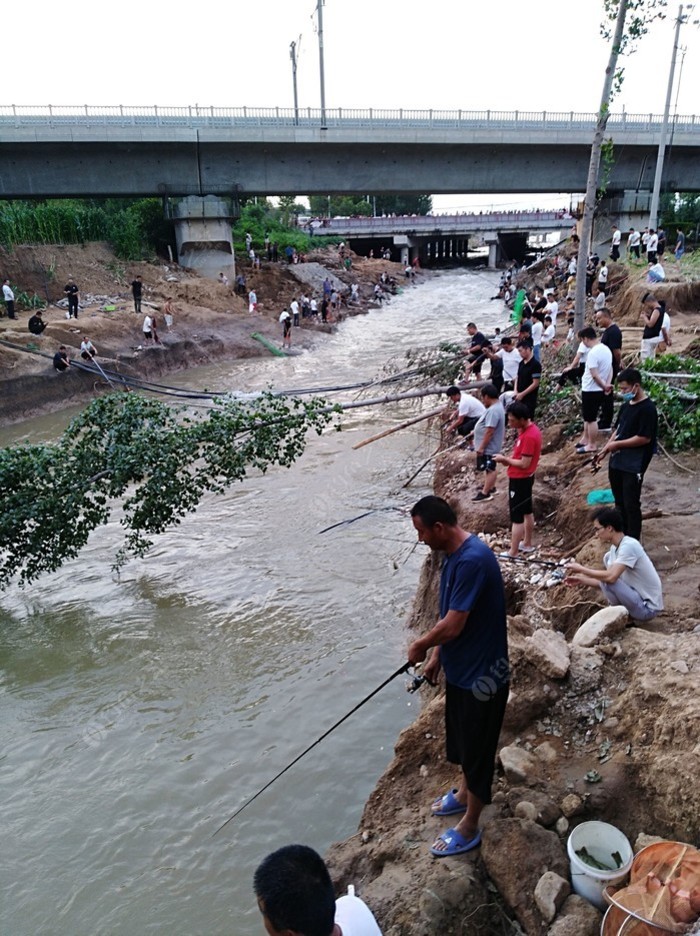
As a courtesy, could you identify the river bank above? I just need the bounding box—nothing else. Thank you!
[0,242,421,425]
[324,262,700,935]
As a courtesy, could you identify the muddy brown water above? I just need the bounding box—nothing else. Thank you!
[0,270,506,935]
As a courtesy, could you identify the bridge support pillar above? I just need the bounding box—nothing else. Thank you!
[173,195,236,280]
[594,190,652,260]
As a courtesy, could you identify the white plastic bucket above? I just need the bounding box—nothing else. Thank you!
[567,820,633,911]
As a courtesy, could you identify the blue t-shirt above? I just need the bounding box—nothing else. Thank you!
[439,536,509,692]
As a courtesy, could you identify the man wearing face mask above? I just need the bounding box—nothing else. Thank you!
[593,368,658,540]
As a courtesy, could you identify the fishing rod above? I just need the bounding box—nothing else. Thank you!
[212,661,412,837]
[496,553,565,570]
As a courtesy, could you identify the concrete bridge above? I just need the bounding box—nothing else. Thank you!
[308,210,574,266]
[2,106,700,198]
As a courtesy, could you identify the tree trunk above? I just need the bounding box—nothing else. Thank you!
[574,0,629,332]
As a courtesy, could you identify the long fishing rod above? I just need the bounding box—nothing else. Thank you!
[212,661,412,837]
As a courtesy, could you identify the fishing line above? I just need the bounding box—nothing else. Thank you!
[211,661,412,836]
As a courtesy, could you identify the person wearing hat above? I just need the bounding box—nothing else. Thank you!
[28,309,47,335]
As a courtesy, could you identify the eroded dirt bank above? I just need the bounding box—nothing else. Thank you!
[325,270,700,936]
[0,242,413,425]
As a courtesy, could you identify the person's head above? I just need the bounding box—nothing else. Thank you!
[506,401,531,428]
[641,291,658,311]
[3,278,9,285]
[629,227,635,233]
[595,308,612,327]
[591,507,625,543]
[617,368,643,402]
[516,339,533,359]
[254,845,335,936]
[466,322,478,335]
[500,336,513,349]
[445,386,461,402]
[600,260,606,267]
[410,496,459,551]
[578,326,598,347]
[59,345,67,352]
[544,315,552,325]
[480,383,500,406]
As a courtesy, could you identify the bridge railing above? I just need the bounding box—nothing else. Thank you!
[1,105,699,133]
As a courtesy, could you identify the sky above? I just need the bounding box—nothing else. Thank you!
[4,0,699,211]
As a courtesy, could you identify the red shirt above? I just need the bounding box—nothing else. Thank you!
[507,423,542,479]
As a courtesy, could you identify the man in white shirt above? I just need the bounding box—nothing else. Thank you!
[483,336,520,391]
[628,228,641,260]
[530,317,544,362]
[2,278,16,319]
[445,387,486,438]
[255,845,383,936]
[544,295,559,328]
[597,260,609,296]
[646,229,659,264]
[610,226,622,261]
[565,507,663,622]
[576,326,613,453]
[290,298,300,327]
[542,315,556,345]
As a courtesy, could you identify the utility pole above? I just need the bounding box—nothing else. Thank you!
[649,4,686,230]
[316,0,327,128]
[289,39,300,126]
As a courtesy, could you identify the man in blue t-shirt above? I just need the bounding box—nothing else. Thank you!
[408,496,509,858]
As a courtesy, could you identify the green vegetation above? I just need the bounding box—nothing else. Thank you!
[0,198,175,260]
[0,391,339,588]
[308,194,432,218]
[232,200,322,255]
[641,353,700,450]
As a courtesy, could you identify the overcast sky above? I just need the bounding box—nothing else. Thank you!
[4,0,698,211]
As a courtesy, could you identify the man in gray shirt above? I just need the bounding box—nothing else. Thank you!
[472,384,506,502]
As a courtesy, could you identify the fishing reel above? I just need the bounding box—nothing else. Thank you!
[406,667,437,693]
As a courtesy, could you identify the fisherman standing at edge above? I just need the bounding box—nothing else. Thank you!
[407,496,509,857]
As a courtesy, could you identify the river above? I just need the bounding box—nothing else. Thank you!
[0,269,505,936]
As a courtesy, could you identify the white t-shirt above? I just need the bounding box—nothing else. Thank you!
[568,258,577,275]
[594,291,607,312]
[290,300,299,316]
[248,291,257,304]
[582,342,613,391]
[335,890,383,935]
[629,231,641,247]
[612,229,621,246]
[647,233,658,252]
[143,315,153,333]
[605,537,663,611]
[531,321,543,346]
[542,324,556,344]
[497,347,521,382]
[279,310,290,323]
[545,300,559,326]
[598,266,608,283]
[458,394,486,420]
[3,283,14,301]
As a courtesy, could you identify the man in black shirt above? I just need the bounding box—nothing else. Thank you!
[64,278,79,319]
[465,322,488,377]
[596,308,623,430]
[28,311,47,335]
[131,276,143,314]
[594,368,657,540]
[513,339,541,418]
[53,345,70,371]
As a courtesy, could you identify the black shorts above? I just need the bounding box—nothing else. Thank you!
[457,416,479,437]
[509,476,534,523]
[445,681,509,805]
[476,453,497,473]
[581,390,605,423]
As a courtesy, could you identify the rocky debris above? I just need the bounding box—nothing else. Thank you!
[669,659,690,674]
[567,645,605,694]
[572,605,629,647]
[481,818,569,934]
[507,788,560,827]
[524,628,571,679]
[499,745,541,784]
[634,832,667,852]
[534,871,570,924]
[560,794,584,819]
[286,262,348,296]
[545,895,602,936]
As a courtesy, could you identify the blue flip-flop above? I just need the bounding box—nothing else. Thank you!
[431,788,467,816]
[430,828,482,857]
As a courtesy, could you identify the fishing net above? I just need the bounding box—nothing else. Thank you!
[602,841,700,934]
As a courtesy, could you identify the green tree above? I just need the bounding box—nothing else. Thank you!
[0,392,337,588]
[574,0,668,330]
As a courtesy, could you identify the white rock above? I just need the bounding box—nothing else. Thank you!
[634,832,666,852]
[556,816,570,836]
[535,741,559,765]
[524,629,571,679]
[572,606,629,647]
[419,764,429,778]
[669,660,690,674]
[499,744,540,784]
[535,871,571,923]
[560,793,584,818]
[514,801,539,821]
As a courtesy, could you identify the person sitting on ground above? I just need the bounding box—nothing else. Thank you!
[564,507,663,622]
[646,260,666,283]
[53,345,70,371]
[218,271,229,287]
[445,386,486,439]
[80,337,97,360]
[28,310,47,335]
[254,844,382,936]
